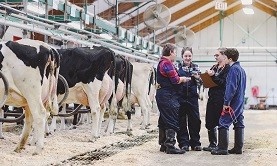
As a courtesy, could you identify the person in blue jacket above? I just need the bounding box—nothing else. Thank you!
[203,48,230,151]
[156,43,190,154]
[211,48,246,155]
[177,47,202,151]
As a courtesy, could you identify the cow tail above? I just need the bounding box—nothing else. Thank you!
[112,53,117,96]
[107,51,117,107]
[124,59,128,98]
[48,48,60,114]
[127,61,133,107]
[148,67,154,95]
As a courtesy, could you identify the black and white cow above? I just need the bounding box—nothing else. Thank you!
[105,55,133,134]
[0,39,60,155]
[50,46,116,139]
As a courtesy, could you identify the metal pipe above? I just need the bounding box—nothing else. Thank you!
[0,12,55,29]
[0,3,160,60]
[0,19,158,63]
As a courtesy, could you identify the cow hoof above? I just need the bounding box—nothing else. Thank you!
[32,152,39,156]
[49,129,56,134]
[33,147,43,155]
[140,126,146,130]
[14,147,23,153]
[126,131,133,136]
[29,139,37,146]
[89,136,100,142]
[45,132,52,137]
[69,126,77,130]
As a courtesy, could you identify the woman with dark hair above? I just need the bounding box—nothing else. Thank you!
[211,48,246,155]
[156,43,190,154]
[177,47,202,151]
[203,48,230,151]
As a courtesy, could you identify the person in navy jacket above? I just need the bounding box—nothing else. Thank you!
[203,48,230,152]
[211,48,246,155]
[177,47,202,151]
[156,43,190,154]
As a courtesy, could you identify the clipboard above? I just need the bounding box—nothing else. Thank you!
[200,73,218,88]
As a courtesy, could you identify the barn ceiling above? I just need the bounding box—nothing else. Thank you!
[73,0,277,46]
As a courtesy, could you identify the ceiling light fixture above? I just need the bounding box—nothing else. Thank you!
[243,7,254,15]
[241,0,253,5]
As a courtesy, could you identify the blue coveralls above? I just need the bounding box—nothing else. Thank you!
[206,64,230,130]
[177,63,202,148]
[219,62,246,129]
[156,62,181,132]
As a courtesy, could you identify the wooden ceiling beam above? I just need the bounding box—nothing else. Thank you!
[160,3,243,45]
[156,0,237,43]
[256,0,277,10]
[191,4,243,33]
[98,2,139,21]
[69,0,96,7]
[253,0,277,17]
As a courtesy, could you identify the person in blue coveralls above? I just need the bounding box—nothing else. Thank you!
[177,47,202,151]
[156,43,191,154]
[211,48,246,155]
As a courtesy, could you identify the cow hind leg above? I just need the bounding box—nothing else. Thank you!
[90,110,100,141]
[105,100,118,135]
[60,106,67,130]
[44,112,51,136]
[137,99,150,130]
[15,107,33,153]
[25,100,47,155]
[98,104,106,135]
[126,110,132,131]
[32,108,46,155]
[0,109,4,139]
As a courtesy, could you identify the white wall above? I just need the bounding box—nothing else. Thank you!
[188,7,277,105]
[2,26,23,41]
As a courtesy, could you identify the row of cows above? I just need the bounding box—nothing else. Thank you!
[0,39,157,155]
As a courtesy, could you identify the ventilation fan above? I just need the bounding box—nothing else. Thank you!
[143,4,171,30]
[174,26,195,47]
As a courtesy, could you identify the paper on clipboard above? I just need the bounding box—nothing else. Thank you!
[200,73,218,88]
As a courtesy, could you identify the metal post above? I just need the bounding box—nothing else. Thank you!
[219,11,223,47]
[22,0,28,38]
[115,0,119,28]
[45,0,49,43]
[64,0,68,22]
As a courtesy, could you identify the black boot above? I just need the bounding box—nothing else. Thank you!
[159,128,166,152]
[211,129,229,155]
[165,129,186,154]
[203,128,217,151]
[228,128,244,154]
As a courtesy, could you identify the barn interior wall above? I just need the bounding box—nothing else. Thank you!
[190,7,277,106]
[2,26,24,41]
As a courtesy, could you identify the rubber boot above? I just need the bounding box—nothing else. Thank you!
[203,128,217,151]
[164,129,186,154]
[158,128,166,152]
[211,129,229,155]
[228,128,244,154]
